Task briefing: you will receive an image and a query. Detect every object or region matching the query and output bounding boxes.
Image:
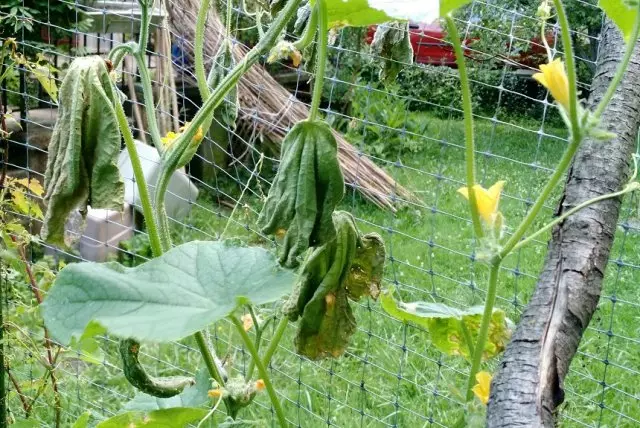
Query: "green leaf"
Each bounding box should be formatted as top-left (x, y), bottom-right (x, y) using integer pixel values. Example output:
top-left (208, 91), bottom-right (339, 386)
top-left (96, 407), bottom-right (209, 428)
top-left (599, 0), bottom-right (639, 41)
top-left (124, 368), bottom-right (211, 411)
top-left (381, 288), bottom-right (512, 361)
top-left (72, 411), bottom-right (92, 428)
top-left (440, 0), bottom-right (473, 16)
top-left (67, 321), bottom-right (106, 365)
top-left (316, 0), bottom-right (438, 27)
top-left (42, 241), bottom-right (295, 345)
top-left (28, 64), bottom-right (58, 103)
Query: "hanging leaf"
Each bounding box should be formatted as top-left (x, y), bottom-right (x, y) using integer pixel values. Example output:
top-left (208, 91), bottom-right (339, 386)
top-left (381, 288), bottom-right (512, 361)
top-left (370, 21), bottom-right (414, 83)
top-left (95, 407), bottom-right (209, 428)
top-left (41, 241), bottom-right (295, 345)
top-left (258, 120), bottom-right (345, 268)
top-left (41, 56), bottom-right (124, 246)
top-left (599, 0), bottom-right (639, 41)
top-left (284, 211), bottom-right (384, 359)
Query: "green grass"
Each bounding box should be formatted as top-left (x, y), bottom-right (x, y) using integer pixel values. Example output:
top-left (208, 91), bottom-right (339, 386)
top-left (8, 112), bottom-right (640, 427)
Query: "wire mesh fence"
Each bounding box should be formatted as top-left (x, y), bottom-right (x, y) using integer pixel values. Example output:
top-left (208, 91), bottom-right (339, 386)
top-left (2, 0), bottom-right (640, 426)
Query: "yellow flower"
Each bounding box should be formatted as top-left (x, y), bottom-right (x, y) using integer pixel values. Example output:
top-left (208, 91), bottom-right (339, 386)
top-left (533, 58), bottom-right (570, 110)
top-left (241, 314), bottom-right (254, 331)
top-left (180, 121), bottom-right (204, 143)
top-left (457, 181), bottom-right (506, 224)
top-left (208, 388), bottom-right (223, 398)
top-left (255, 379), bottom-right (265, 391)
top-left (472, 371), bottom-right (492, 405)
top-left (161, 131), bottom-right (178, 148)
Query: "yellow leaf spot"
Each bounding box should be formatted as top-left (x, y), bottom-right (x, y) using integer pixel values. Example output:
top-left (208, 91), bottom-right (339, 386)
top-left (15, 177), bottom-right (44, 197)
top-left (472, 371), bottom-right (492, 405)
top-left (457, 181), bottom-right (505, 225)
top-left (533, 58), bottom-right (570, 111)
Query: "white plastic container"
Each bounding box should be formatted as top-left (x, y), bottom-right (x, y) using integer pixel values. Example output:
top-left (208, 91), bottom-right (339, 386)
top-left (118, 140), bottom-right (199, 220)
top-left (78, 203), bottom-right (134, 262)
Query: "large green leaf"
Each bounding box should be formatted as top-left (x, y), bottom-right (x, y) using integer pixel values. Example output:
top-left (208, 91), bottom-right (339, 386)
top-left (96, 407), bottom-right (209, 427)
top-left (599, 0), bottom-right (639, 41)
top-left (316, 0), bottom-right (439, 27)
top-left (42, 241), bottom-right (295, 345)
top-left (124, 368), bottom-right (211, 411)
top-left (381, 288), bottom-right (512, 360)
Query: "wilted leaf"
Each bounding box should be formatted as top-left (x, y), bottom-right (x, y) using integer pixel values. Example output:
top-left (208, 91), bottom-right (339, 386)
top-left (29, 64), bottom-right (58, 103)
top-left (381, 288), bottom-right (512, 361)
top-left (370, 21), bottom-right (414, 85)
top-left (41, 56), bottom-right (123, 246)
top-left (42, 241), bottom-right (295, 345)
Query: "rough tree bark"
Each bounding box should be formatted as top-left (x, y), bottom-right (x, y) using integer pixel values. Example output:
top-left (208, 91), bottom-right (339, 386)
top-left (487, 21), bottom-right (640, 427)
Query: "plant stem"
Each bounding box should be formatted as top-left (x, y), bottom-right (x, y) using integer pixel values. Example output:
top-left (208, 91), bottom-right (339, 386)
top-left (499, 133), bottom-right (581, 259)
top-left (308, 0), bottom-right (327, 121)
top-left (114, 99), bottom-right (163, 257)
top-left (293, 4), bottom-right (318, 52)
top-left (133, 50), bottom-right (164, 150)
top-left (512, 183), bottom-right (640, 253)
top-left (593, 2), bottom-right (640, 119)
top-left (194, 331), bottom-right (226, 388)
top-left (153, 0), bottom-right (303, 242)
top-left (7, 367), bottom-right (29, 416)
top-left (246, 315), bottom-right (288, 380)
top-left (230, 316), bottom-right (287, 427)
top-left (551, 0), bottom-right (580, 133)
top-left (195, 0), bottom-right (213, 102)
top-left (445, 15), bottom-right (484, 239)
top-left (465, 261), bottom-right (500, 401)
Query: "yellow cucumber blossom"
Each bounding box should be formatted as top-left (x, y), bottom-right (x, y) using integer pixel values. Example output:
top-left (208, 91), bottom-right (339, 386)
top-left (533, 58), bottom-right (570, 111)
top-left (457, 181), bottom-right (506, 225)
top-left (160, 131), bottom-right (178, 148)
top-left (472, 371), bottom-right (492, 405)
top-left (255, 379), bottom-right (265, 391)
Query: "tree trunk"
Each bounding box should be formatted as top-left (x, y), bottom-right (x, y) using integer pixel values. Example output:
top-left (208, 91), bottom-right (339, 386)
top-left (487, 20), bottom-right (640, 427)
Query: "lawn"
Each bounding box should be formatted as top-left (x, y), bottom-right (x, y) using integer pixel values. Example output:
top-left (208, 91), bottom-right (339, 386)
top-left (8, 111), bottom-right (640, 427)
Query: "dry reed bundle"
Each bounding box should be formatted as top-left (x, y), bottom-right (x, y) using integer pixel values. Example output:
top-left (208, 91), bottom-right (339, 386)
top-left (165, 1), bottom-right (415, 211)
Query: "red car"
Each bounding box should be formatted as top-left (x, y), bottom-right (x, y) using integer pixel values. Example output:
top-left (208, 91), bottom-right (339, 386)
top-left (366, 21), bottom-right (553, 72)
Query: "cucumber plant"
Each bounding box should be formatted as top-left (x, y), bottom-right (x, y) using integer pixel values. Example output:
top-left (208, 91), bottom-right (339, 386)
top-left (36, 0), bottom-right (438, 426)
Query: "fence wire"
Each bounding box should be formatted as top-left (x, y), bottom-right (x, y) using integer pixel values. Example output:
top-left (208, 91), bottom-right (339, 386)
top-left (2, 0), bottom-right (640, 427)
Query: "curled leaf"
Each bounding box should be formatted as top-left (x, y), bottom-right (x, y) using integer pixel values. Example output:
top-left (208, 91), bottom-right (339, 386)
top-left (258, 120), bottom-right (345, 268)
top-left (41, 56), bottom-right (124, 246)
top-left (285, 211), bottom-right (384, 360)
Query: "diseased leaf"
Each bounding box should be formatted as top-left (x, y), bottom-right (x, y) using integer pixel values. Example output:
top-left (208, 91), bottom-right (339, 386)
top-left (41, 241), bottom-right (295, 345)
top-left (96, 407), bottom-right (209, 428)
top-left (599, 0), bottom-right (639, 41)
top-left (124, 367), bottom-right (211, 411)
top-left (344, 233), bottom-right (385, 300)
top-left (41, 56), bottom-right (123, 246)
top-left (370, 21), bottom-right (414, 84)
top-left (286, 211), bottom-right (379, 360)
top-left (381, 288), bottom-right (512, 361)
